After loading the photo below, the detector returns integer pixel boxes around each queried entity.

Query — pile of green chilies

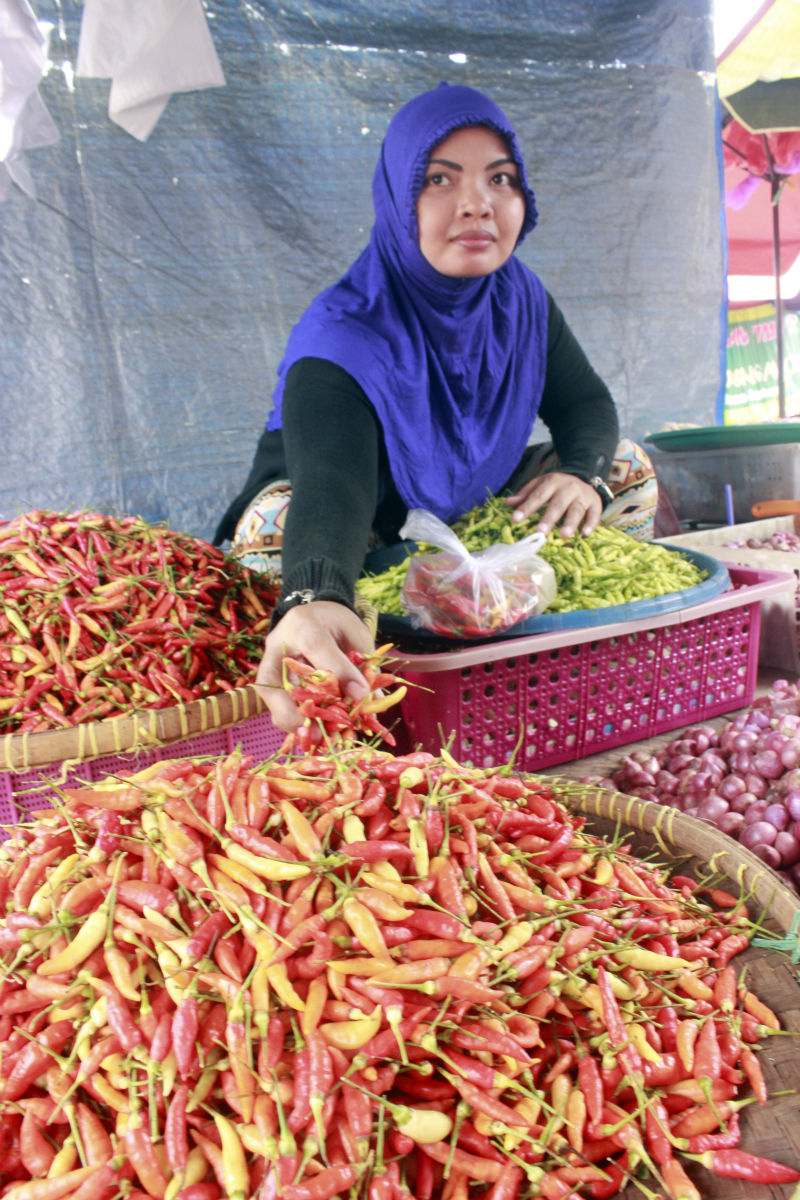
[0,510,280,734]
[358,496,706,618]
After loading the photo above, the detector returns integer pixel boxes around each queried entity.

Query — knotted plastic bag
[398,508,557,637]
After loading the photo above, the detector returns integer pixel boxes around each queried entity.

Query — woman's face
[415,124,526,278]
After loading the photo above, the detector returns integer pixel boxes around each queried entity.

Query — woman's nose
[458,181,492,216]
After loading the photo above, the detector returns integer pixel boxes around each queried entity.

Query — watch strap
[589,475,615,509]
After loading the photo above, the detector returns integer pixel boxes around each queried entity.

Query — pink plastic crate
[394,565,794,772]
[0,712,284,827]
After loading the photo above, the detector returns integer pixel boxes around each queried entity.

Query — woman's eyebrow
[427,156,517,171]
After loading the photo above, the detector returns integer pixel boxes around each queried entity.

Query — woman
[215,83,648,734]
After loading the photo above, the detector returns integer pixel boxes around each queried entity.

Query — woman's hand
[255,601,375,734]
[505,471,603,538]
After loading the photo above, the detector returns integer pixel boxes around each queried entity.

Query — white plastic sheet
[76,0,225,141]
[0,0,58,199]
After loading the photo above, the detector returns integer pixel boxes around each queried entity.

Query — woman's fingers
[255,601,375,732]
[507,472,602,537]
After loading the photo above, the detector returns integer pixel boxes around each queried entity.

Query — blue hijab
[268,83,549,524]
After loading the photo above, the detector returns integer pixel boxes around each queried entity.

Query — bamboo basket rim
[546,774,800,1198]
[545,773,800,935]
[0,684,268,775]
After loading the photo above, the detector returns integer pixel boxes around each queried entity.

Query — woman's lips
[452,230,496,249]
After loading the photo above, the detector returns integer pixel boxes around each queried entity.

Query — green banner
[724,303,800,423]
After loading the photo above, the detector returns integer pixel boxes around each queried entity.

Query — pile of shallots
[584,679,800,891]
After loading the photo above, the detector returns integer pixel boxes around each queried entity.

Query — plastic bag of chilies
[398,508,557,637]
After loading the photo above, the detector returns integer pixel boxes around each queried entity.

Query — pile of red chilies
[401,557,536,638]
[0,510,280,734]
[0,661,799,1200]
[278,647,407,755]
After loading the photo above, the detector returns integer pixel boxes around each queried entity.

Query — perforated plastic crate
[657,519,800,673]
[0,711,284,826]
[394,565,793,772]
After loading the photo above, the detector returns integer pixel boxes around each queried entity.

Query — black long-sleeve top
[215,292,619,616]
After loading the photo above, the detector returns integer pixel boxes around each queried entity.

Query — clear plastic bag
[398,508,557,637]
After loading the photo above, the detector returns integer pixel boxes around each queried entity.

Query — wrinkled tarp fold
[1,0,721,542]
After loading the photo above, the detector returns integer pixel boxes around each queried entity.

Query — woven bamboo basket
[0,685,286,822]
[549,776,800,1200]
[0,684,271,775]
[0,597,379,818]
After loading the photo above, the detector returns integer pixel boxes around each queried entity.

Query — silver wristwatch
[589,476,615,508]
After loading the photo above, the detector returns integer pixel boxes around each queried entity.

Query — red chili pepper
[101,983,144,1053]
[172,996,200,1079]
[279,1163,361,1200]
[684,1112,741,1152]
[596,966,642,1078]
[0,1020,74,1101]
[288,1046,311,1134]
[164,1084,190,1173]
[693,1016,721,1084]
[185,911,231,961]
[688,1147,800,1183]
[339,839,414,863]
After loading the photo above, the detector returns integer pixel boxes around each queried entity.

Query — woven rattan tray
[552,777,800,1199]
[0,684,268,775]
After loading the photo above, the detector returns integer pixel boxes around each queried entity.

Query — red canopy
[723,121,800,299]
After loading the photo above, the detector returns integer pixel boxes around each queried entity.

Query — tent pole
[763,135,786,418]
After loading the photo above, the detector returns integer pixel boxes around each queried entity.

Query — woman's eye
[492,171,518,187]
[424,171,449,187]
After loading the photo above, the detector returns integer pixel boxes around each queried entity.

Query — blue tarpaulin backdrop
[2,1,722,542]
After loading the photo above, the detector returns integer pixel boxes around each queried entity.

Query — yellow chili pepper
[224,842,313,882]
[320,1004,382,1051]
[343,897,392,962]
[395,1106,453,1144]
[615,947,694,972]
[327,956,392,977]
[6,1167,101,1200]
[592,857,614,886]
[213,1112,249,1200]
[29,853,81,919]
[183,1146,211,1187]
[186,1049,223,1112]
[361,871,423,903]
[342,813,367,842]
[47,1138,78,1177]
[89,1074,129,1113]
[251,960,270,1038]
[493,921,535,959]
[37,908,108,976]
[502,1096,542,1152]
[264,774,334,801]
[601,972,638,1001]
[265,962,305,1011]
[301,975,328,1040]
[563,979,603,1018]
[356,886,412,922]
[104,942,141,1001]
[369,957,451,985]
[154,941,191,1005]
[207,851,269,896]
[408,817,429,877]
[627,1021,663,1065]
[548,1072,571,1136]
[565,1085,586,1154]
[280,800,322,858]
[449,946,490,981]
